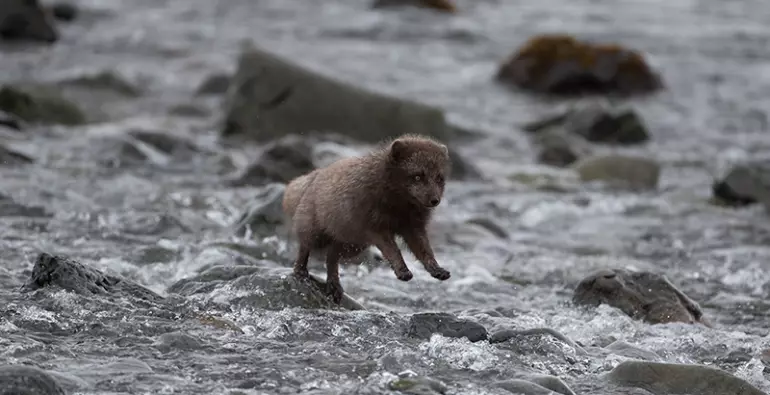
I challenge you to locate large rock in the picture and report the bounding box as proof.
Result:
[372,0,457,13]
[221,44,452,144]
[712,161,770,210]
[573,269,709,326]
[0,85,86,125]
[605,360,767,395]
[573,154,660,190]
[0,365,67,395]
[21,252,164,302]
[496,34,663,97]
[168,263,366,311]
[0,0,58,43]
[523,100,651,145]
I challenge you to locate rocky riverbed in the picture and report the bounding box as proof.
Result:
[2,0,770,394]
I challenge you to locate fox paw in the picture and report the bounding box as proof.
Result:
[430,267,451,281]
[395,269,414,282]
[326,282,345,304]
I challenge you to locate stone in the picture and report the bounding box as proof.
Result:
[573,154,660,190]
[0,144,33,166]
[372,0,457,13]
[407,312,488,342]
[21,252,164,302]
[0,364,67,395]
[0,0,58,43]
[168,264,366,311]
[606,360,767,395]
[573,269,708,326]
[523,101,651,145]
[221,44,452,144]
[496,34,663,97]
[0,110,23,131]
[0,84,86,125]
[389,375,448,394]
[196,73,231,95]
[50,3,78,22]
[537,141,579,168]
[712,161,770,210]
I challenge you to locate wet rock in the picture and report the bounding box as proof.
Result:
[536,138,579,168]
[154,331,204,353]
[372,0,457,13]
[389,374,448,394]
[605,360,767,395]
[0,84,86,125]
[0,364,67,395]
[221,44,452,144]
[196,73,232,95]
[49,3,78,22]
[0,110,23,131]
[229,134,315,187]
[21,252,164,302]
[523,101,651,145]
[489,327,586,356]
[508,374,576,395]
[231,183,286,237]
[168,263,366,311]
[573,269,708,326]
[496,34,663,97]
[58,71,142,97]
[574,154,660,190]
[605,340,661,361]
[712,161,770,209]
[0,144,33,166]
[407,312,488,342]
[496,379,568,395]
[0,0,59,43]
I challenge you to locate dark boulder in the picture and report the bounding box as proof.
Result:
[21,252,164,302]
[522,100,651,145]
[712,161,770,210]
[221,43,452,144]
[573,269,708,326]
[496,34,663,97]
[0,0,58,43]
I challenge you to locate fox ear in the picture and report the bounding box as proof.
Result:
[390,139,407,161]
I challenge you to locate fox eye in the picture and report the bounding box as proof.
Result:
[413,175,421,181]
[436,175,445,184]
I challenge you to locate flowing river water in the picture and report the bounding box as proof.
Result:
[2,0,770,394]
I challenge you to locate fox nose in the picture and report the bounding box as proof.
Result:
[429,198,440,207]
